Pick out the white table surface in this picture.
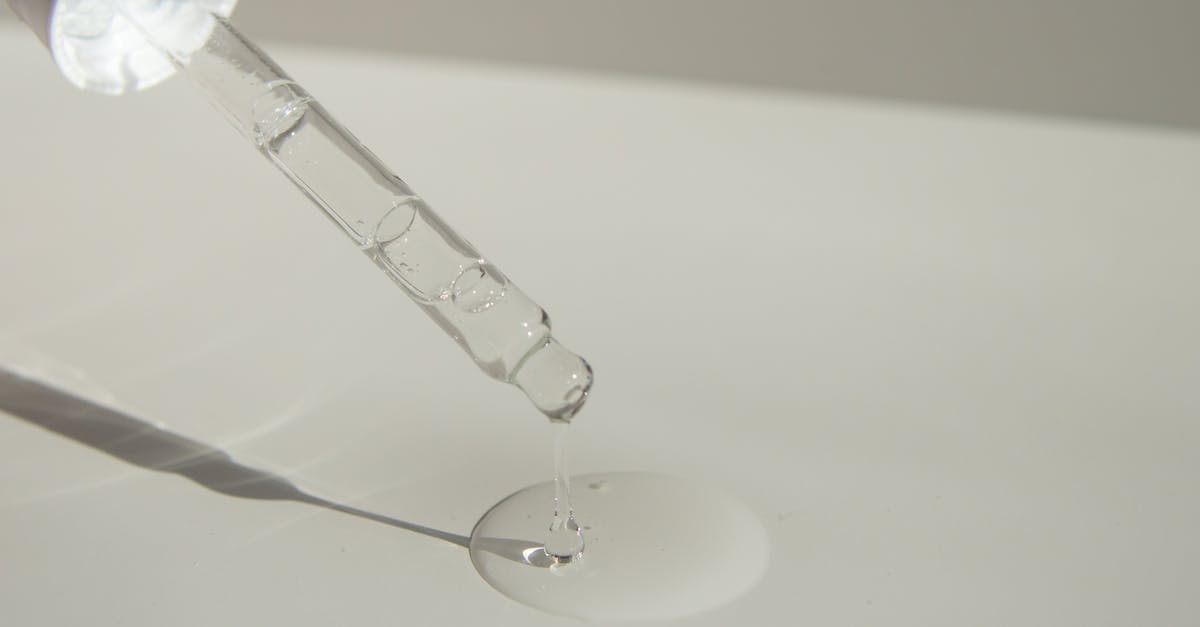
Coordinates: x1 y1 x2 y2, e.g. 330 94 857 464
2 22 1198 626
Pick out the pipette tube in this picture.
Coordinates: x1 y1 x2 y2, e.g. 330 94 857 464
126 5 591 421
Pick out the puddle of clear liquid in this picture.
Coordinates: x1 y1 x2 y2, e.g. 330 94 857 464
469 472 769 621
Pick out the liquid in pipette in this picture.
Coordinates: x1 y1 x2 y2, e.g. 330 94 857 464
247 82 592 421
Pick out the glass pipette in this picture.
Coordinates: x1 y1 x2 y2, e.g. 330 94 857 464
124 3 592 421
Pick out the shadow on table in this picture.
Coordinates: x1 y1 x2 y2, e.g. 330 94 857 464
0 368 543 565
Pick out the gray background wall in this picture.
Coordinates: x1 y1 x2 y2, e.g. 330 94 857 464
6 0 1200 131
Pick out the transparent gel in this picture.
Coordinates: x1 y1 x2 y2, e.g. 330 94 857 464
469 471 771 621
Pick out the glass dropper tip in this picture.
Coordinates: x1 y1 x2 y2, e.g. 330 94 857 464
511 338 594 422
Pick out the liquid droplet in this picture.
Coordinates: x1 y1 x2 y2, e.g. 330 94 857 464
544 517 584 564
543 421 583 564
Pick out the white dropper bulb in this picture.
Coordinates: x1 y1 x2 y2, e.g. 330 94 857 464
6 0 236 94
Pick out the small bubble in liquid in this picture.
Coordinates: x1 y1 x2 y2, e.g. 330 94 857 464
451 262 507 313
250 80 310 146
373 199 417 243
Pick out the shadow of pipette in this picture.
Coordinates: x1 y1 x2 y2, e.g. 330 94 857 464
0 368 543 565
